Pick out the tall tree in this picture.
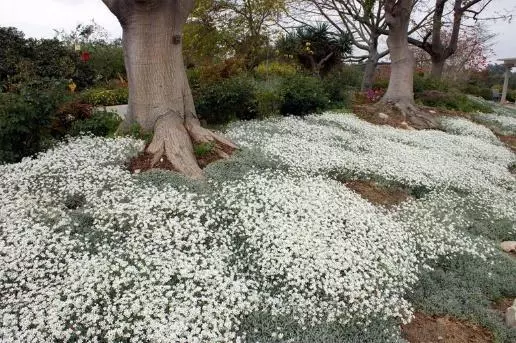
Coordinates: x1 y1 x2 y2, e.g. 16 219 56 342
378 0 437 128
408 0 493 78
290 0 432 90
381 0 415 108
102 0 236 179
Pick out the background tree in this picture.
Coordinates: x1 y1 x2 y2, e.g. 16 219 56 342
411 24 494 80
408 0 494 79
289 0 432 90
276 23 352 76
218 0 285 68
102 0 236 179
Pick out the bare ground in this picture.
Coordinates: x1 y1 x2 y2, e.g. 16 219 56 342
345 180 413 208
401 312 494 343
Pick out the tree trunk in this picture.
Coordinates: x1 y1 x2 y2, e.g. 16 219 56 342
430 55 445 78
361 34 380 91
381 0 438 129
381 8 415 108
103 0 236 179
362 52 379 91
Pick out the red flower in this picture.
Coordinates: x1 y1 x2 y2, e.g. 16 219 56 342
80 51 90 62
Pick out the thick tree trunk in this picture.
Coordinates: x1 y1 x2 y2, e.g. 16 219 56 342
381 0 438 129
381 25 414 107
103 0 236 179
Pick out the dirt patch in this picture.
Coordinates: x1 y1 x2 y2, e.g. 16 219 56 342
353 104 408 128
401 312 494 343
497 135 516 153
345 180 412 208
128 148 177 174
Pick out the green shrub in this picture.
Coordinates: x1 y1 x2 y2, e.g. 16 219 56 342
322 69 356 109
69 110 121 137
126 122 153 143
81 87 128 106
85 42 125 83
413 74 450 93
254 62 298 79
416 90 492 113
280 75 329 116
195 76 258 125
461 84 492 100
371 77 389 91
255 79 284 118
0 79 71 163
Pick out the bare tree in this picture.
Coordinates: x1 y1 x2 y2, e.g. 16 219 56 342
102 0 236 179
408 0 493 78
290 0 432 90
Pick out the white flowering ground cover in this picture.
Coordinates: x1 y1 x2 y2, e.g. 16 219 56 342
1 111 515 342
468 96 516 136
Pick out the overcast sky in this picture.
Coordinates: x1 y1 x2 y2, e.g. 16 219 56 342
1 0 515 62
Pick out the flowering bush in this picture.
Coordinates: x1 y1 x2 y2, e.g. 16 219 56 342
81 87 128 106
0 110 514 342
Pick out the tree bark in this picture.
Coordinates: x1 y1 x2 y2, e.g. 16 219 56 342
362 58 377 91
430 55 445 78
381 0 438 129
381 0 415 108
103 0 236 179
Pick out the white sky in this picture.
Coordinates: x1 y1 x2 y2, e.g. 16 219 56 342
0 0 515 62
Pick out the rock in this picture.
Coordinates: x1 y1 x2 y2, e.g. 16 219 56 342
429 110 436 114
378 112 389 120
134 169 141 174
501 241 516 253
94 104 128 120
400 121 415 130
506 303 516 327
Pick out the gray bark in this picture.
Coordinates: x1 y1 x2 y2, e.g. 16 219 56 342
381 0 415 106
430 55 445 78
102 0 236 179
362 58 377 91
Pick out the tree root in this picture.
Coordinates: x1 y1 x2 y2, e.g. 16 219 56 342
381 100 440 130
145 112 237 179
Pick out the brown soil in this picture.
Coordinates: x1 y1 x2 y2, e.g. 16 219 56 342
345 180 412 208
497 135 516 153
127 143 234 174
401 312 494 343
353 103 408 129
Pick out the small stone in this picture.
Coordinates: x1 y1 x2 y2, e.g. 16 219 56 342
378 112 389 120
501 241 516 252
400 121 415 130
429 110 436 114
437 336 444 340
160 158 164 163
506 305 516 327
134 169 141 174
